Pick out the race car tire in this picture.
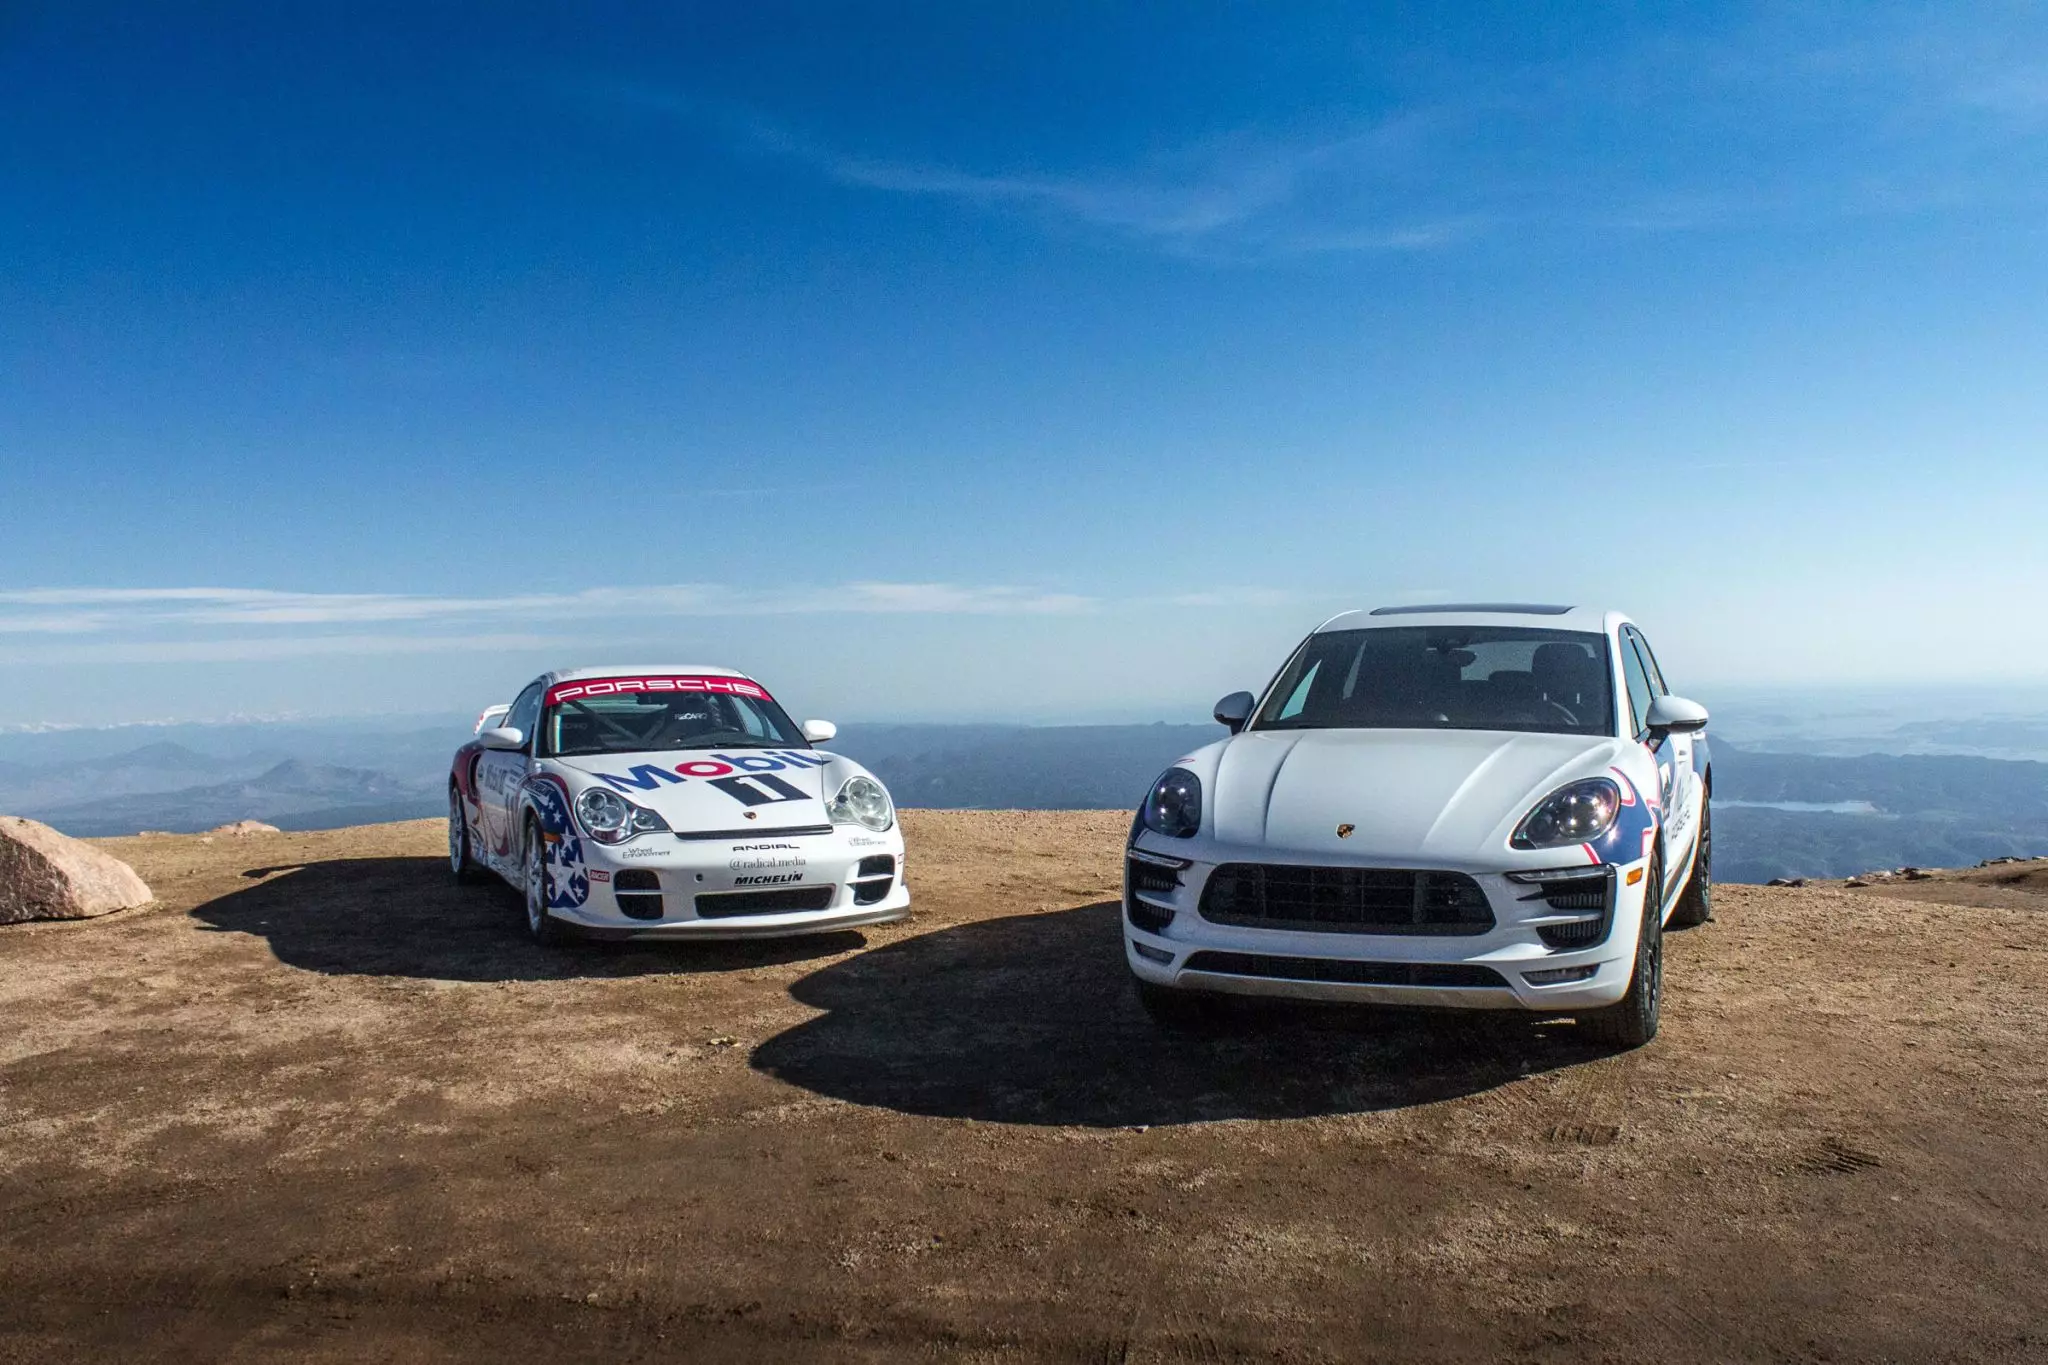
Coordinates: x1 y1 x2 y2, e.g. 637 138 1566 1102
522 818 570 947
1133 976 1233 1030
1579 854 1663 1050
448 786 483 884
1669 797 1713 928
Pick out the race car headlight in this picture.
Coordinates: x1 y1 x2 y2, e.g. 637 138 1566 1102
574 787 670 844
1139 767 1202 839
1511 778 1621 850
828 775 894 832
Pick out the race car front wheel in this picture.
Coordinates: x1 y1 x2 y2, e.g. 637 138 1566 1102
1579 854 1663 1050
448 787 483 884
523 820 569 947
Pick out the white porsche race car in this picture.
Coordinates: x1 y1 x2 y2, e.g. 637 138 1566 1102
448 667 909 942
1124 605 1710 1048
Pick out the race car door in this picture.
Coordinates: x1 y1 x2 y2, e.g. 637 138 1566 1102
476 682 543 872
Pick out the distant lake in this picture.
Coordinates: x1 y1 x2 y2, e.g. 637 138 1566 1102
1720 799 1885 815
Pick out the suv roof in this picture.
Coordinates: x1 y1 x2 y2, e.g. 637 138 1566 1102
1368 602 1574 616
1318 605 1617 633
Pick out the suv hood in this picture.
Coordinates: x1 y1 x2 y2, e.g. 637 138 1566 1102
1207 728 1623 862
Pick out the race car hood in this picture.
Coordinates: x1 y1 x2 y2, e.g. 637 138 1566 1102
1204 728 1625 862
545 746 855 835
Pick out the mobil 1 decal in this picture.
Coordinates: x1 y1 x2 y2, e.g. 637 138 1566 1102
593 749 829 806
708 773 808 807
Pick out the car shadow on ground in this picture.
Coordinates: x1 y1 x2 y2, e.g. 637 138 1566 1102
189 857 862 983
752 901 1613 1127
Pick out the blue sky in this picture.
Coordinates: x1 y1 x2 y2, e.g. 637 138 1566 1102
4 2 2047 726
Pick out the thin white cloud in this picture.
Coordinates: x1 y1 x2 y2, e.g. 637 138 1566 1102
0 581 1299 667
0 613 112 635
725 109 1473 259
0 581 1100 637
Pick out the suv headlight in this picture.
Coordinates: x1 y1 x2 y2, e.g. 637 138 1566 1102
575 787 671 844
1139 767 1202 839
828 774 894 832
1511 777 1621 849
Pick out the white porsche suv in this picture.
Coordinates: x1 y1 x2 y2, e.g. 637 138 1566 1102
1123 605 1710 1048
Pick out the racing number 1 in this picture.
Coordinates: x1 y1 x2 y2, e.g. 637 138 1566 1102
708 774 809 807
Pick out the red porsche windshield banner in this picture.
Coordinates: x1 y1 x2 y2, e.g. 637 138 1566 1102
545 676 771 705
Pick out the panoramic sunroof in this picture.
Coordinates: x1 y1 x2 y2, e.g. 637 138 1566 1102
1368 603 1575 616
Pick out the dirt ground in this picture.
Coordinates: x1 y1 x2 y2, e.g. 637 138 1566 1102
3 814 2045 1363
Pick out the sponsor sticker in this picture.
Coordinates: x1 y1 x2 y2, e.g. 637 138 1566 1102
587 869 611 882
593 750 829 793
729 854 806 871
734 872 805 886
546 676 772 705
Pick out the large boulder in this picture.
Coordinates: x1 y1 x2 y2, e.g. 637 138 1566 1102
0 817 154 925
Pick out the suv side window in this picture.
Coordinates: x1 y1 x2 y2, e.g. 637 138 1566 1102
1625 627 1669 696
1619 636 1655 741
505 683 545 751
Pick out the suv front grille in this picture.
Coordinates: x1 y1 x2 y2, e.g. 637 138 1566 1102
1198 864 1494 935
1183 951 1507 989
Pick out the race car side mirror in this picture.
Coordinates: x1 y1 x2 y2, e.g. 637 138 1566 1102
801 719 838 743
1645 695 1709 735
478 726 527 751
1213 691 1256 734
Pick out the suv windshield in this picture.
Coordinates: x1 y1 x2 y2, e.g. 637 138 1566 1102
1251 627 1614 737
539 681 808 757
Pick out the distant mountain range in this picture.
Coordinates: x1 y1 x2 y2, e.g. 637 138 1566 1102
2 716 2043 882
27 759 439 837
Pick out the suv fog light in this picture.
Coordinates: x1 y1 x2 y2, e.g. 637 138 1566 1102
1523 964 1598 985
1131 941 1174 965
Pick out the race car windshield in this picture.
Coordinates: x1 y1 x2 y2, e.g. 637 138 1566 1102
540 689 809 757
1251 627 1615 737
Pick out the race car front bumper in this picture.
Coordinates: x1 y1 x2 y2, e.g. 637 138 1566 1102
549 826 910 940
1121 834 1651 1012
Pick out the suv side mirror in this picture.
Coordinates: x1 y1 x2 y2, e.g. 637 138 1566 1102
1213 691 1256 734
801 719 838 744
478 726 527 751
1645 695 1709 734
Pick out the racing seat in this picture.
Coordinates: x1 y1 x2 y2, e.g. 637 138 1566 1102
653 703 724 748
554 711 602 753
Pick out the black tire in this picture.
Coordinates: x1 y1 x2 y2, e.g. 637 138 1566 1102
522 819 571 946
1579 854 1663 1049
1669 797 1713 928
448 786 484 884
1133 977 1233 1031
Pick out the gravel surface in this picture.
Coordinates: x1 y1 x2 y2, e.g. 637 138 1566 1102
2 814 2044 1362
